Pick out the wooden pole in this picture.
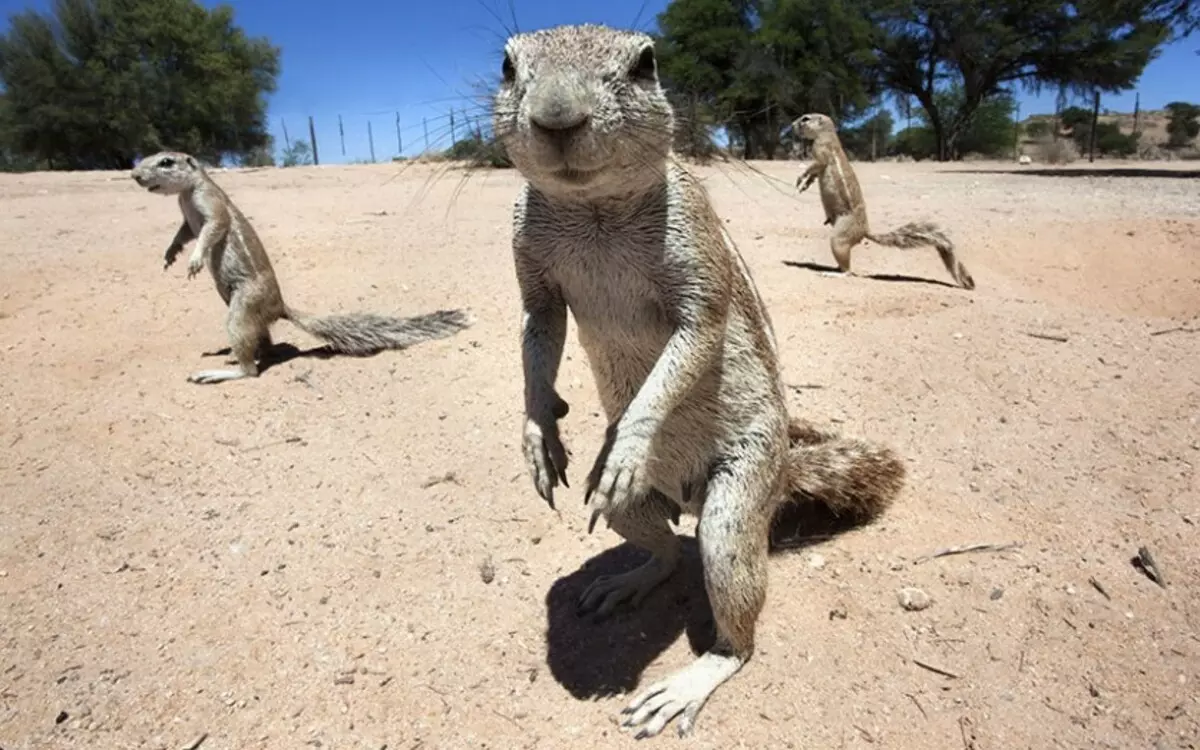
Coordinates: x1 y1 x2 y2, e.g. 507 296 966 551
423 118 428 152
1013 101 1020 161
281 118 291 149
368 120 376 163
308 115 320 165
338 115 346 156
1088 90 1100 163
1133 91 1141 136
396 112 403 155
450 110 457 144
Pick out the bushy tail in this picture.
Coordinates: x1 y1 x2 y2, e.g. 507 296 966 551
284 306 471 355
867 221 975 290
783 417 906 521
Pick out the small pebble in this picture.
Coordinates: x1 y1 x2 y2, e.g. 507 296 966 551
897 587 932 611
807 554 826 571
990 587 1004 600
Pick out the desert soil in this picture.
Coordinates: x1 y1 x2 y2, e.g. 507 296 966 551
1 158 1199 750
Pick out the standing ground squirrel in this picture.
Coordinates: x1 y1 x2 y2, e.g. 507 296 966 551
131 151 471 384
494 24 906 738
793 113 976 289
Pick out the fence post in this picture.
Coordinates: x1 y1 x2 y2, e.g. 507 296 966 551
1088 90 1100 163
308 116 320 165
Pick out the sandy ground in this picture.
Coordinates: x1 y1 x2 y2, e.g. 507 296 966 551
1 157 1199 750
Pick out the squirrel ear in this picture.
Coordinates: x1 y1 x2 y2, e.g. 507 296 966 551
186 155 198 169
630 43 656 82
502 50 515 83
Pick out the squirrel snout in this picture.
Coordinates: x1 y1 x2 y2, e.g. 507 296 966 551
527 84 591 138
530 108 590 137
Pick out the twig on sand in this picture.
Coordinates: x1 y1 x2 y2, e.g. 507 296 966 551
913 659 960 679
182 733 208 750
915 541 1022 564
1150 326 1198 337
906 692 929 719
1024 332 1069 343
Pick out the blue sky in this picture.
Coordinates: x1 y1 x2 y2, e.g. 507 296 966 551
1 0 1197 164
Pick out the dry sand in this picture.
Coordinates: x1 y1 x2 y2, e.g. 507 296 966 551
1 158 1198 749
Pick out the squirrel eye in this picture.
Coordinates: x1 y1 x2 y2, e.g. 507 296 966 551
630 45 656 82
160 157 175 167
502 52 515 83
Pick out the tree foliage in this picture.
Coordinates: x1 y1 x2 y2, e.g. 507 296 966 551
654 0 879 159
279 140 313 168
651 0 1173 162
0 0 279 170
838 109 894 159
871 0 1170 161
1057 105 1139 156
890 88 1016 159
442 132 512 168
1165 101 1200 146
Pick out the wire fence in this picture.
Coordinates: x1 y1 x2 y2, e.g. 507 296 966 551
273 104 492 165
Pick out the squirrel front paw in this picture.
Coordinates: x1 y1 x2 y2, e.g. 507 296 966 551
163 243 183 270
523 416 570 509
585 422 653 521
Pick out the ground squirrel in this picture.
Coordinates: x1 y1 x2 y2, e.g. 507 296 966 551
494 24 906 738
793 113 976 289
131 151 471 384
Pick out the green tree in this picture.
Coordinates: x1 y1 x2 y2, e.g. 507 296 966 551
0 0 279 170
890 88 1016 159
241 141 276 167
953 90 1016 157
443 133 511 168
1023 120 1052 139
279 140 313 168
654 0 880 159
890 125 936 159
871 0 1171 161
1058 105 1139 156
654 0 758 156
838 109 894 159
1165 101 1200 147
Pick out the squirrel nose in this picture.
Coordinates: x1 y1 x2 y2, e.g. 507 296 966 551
530 109 589 136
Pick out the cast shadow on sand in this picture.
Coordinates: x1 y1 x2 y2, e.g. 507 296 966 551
543 499 868 700
948 167 1200 180
199 342 345 375
782 259 958 289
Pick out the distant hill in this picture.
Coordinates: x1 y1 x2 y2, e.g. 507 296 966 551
1020 109 1182 148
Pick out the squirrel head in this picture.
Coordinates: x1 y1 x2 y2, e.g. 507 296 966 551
493 24 675 202
132 151 204 195
792 113 838 141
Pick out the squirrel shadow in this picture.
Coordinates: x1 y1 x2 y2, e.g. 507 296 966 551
948 167 1200 180
200 342 352 375
782 259 958 289
543 498 865 700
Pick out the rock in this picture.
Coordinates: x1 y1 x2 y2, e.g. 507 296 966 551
807 554 826 571
898 587 932 611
